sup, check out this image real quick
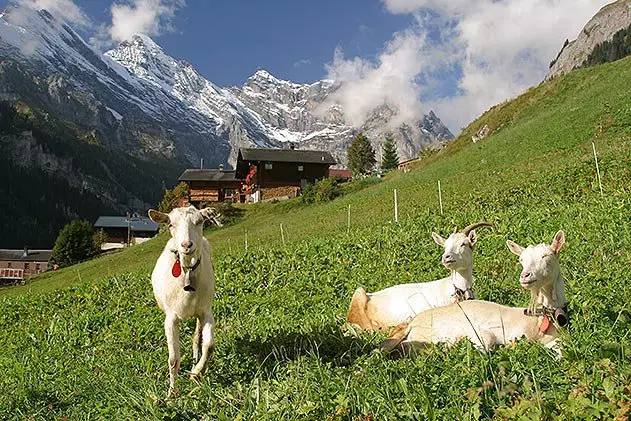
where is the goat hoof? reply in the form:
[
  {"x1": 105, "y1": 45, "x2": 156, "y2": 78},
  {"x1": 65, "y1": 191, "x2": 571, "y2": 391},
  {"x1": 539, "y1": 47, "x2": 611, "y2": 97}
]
[
  {"x1": 167, "y1": 387, "x2": 179, "y2": 398},
  {"x1": 189, "y1": 372, "x2": 202, "y2": 382}
]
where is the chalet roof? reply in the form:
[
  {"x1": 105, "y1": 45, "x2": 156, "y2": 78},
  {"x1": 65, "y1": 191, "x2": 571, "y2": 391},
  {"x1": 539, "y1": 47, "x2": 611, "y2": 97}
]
[
  {"x1": 0, "y1": 249, "x2": 52, "y2": 262},
  {"x1": 94, "y1": 216, "x2": 158, "y2": 232},
  {"x1": 239, "y1": 148, "x2": 336, "y2": 165},
  {"x1": 178, "y1": 169, "x2": 239, "y2": 182}
]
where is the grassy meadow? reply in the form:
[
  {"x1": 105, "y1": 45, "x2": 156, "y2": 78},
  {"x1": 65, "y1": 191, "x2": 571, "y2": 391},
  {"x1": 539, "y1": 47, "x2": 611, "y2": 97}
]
[{"x1": 1, "y1": 57, "x2": 631, "y2": 419}]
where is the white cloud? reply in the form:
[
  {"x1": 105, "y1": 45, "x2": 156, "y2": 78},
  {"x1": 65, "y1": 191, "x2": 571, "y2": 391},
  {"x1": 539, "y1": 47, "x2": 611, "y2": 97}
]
[
  {"x1": 327, "y1": 0, "x2": 610, "y2": 133},
  {"x1": 324, "y1": 18, "x2": 447, "y2": 128},
  {"x1": 107, "y1": 0, "x2": 185, "y2": 43},
  {"x1": 293, "y1": 58, "x2": 312, "y2": 68},
  {"x1": 13, "y1": 0, "x2": 89, "y2": 27}
]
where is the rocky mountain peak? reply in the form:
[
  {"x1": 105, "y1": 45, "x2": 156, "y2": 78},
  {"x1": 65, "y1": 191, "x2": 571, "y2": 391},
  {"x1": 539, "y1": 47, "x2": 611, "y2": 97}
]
[{"x1": 546, "y1": 0, "x2": 631, "y2": 80}]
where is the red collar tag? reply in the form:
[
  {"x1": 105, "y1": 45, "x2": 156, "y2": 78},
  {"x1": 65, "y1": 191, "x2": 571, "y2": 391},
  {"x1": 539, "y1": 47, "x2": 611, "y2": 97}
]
[
  {"x1": 539, "y1": 314, "x2": 551, "y2": 333},
  {"x1": 172, "y1": 259, "x2": 182, "y2": 277}
]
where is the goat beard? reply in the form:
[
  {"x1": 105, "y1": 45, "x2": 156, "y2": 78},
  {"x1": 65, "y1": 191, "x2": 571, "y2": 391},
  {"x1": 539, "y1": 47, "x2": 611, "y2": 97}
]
[
  {"x1": 180, "y1": 253, "x2": 198, "y2": 269},
  {"x1": 528, "y1": 290, "x2": 537, "y2": 314}
]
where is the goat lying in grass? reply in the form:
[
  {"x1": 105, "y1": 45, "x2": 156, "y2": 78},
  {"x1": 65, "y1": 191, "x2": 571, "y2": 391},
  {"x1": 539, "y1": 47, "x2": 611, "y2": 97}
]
[
  {"x1": 346, "y1": 222, "x2": 493, "y2": 331},
  {"x1": 380, "y1": 231, "x2": 569, "y2": 354},
  {"x1": 148, "y1": 206, "x2": 222, "y2": 397}
]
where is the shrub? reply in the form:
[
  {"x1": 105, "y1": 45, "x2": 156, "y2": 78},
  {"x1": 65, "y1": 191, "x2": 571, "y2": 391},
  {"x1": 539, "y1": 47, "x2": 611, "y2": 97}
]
[
  {"x1": 302, "y1": 177, "x2": 342, "y2": 204},
  {"x1": 208, "y1": 202, "x2": 244, "y2": 226}
]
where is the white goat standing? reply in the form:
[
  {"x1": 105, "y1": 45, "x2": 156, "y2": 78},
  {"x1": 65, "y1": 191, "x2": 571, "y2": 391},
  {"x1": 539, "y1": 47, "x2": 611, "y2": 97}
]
[
  {"x1": 346, "y1": 222, "x2": 493, "y2": 331},
  {"x1": 148, "y1": 205, "x2": 221, "y2": 396},
  {"x1": 380, "y1": 231, "x2": 569, "y2": 354}
]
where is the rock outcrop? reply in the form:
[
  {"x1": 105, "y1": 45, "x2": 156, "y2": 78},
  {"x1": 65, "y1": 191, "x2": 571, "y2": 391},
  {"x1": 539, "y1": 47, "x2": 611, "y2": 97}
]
[{"x1": 546, "y1": 0, "x2": 631, "y2": 80}]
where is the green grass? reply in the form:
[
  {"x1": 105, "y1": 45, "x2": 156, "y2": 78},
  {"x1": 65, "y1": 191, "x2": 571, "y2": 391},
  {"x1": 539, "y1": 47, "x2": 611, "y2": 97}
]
[{"x1": 1, "y1": 58, "x2": 631, "y2": 419}]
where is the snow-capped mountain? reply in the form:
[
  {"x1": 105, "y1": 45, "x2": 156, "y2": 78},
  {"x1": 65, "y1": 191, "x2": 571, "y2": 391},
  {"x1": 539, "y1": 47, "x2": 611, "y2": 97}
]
[{"x1": 0, "y1": 7, "x2": 452, "y2": 171}]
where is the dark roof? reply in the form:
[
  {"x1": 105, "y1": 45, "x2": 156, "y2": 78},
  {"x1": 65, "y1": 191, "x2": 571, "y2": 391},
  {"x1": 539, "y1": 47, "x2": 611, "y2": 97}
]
[
  {"x1": 178, "y1": 169, "x2": 239, "y2": 182},
  {"x1": 94, "y1": 216, "x2": 158, "y2": 232},
  {"x1": 239, "y1": 148, "x2": 336, "y2": 165},
  {"x1": 0, "y1": 249, "x2": 52, "y2": 262}
]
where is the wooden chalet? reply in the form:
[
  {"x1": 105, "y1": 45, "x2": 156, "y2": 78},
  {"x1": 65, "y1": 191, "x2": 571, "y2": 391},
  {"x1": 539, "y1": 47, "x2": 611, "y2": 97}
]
[
  {"x1": 179, "y1": 169, "x2": 243, "y2": 206},
  {"x1": 235, "y1": 147, "x2": 337, "y2": 202}
]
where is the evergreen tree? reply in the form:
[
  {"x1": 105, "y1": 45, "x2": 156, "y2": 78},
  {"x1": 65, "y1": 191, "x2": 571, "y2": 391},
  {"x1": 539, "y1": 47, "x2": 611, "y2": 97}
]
[
  {"x1": 380, "y1": 134, "x2": 399, "y2": 171},
  {"x1": 51, "y1": 220, "x2": 100, "y2": 267},
  {"x1": 347, "y1": 132, "x2": 376, "y2": 175}
]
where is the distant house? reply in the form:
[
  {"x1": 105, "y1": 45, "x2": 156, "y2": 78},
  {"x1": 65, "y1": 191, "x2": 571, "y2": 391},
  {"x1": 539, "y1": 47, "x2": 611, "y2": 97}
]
[
  {"x1": 235, "y1": 147, "x2": 336, "y2": 202},
  {"x1": 178, "y1": 168, "x2": 242, "y2": 207},
  {"x1": 328, "y1": 168, "x2": 352, "y2": 181},
  {"x1": 0, "y1": 246, "x2": 51, "y2": 285},
  {"x1": 94, "y1": 216, "x2": 159, "y2": 250},
  {"x1": 397, "y1": 157, "x2": 419, "y2": 171}
]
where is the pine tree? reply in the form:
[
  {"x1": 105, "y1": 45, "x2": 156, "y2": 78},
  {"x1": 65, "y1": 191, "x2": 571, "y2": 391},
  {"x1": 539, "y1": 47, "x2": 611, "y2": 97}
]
[
  {"x1": 380, "y1": 134, "x2": 399, "y2": 171},
  {"x1": 347, "y1": 132, "x2": 376, "y2": 176}
]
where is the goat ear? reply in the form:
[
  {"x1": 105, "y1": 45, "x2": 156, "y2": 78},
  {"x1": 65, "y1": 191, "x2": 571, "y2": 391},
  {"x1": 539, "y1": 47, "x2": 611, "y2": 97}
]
[
  {"x1": 468, "y1": 229, "x2": 478, "y2": 246},
  {"x1": 506, "y1": 240, "x2": 524, "y2": 256},
  {"x1": 148, "y1": 209, "x2": 169, "y2": 224},
  {"x1": 551, "y1": 230, "x2": 565, "y2": 254},
  {"x1": 431, "y1": 232, "x2": 445, "y2": 246}
]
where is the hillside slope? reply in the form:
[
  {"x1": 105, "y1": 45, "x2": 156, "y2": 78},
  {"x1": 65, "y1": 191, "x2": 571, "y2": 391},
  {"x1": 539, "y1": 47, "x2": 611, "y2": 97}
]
[{"x1": 1, "y1": 57, "x2": 630, "y2": 418}]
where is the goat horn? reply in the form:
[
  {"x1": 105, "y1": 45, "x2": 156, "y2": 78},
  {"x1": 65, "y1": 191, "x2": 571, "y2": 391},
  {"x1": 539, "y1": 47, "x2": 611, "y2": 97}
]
[{"x1": 461, "y1": 221, "x2": 493, "y2": 235}]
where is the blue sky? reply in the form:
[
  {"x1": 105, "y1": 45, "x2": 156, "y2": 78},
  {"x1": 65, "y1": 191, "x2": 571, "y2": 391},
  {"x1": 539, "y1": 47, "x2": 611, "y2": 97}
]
[
  {"x1": 5, "y1": 0, "x2": 610, "y2": 131},
  {"x1": 75, "y1": 0, "x2": 415, "y2": 87}
]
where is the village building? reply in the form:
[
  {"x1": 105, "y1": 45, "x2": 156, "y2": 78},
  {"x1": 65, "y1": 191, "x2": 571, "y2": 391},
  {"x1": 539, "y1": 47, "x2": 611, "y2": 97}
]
[
  {"x1": 94, "y1": 216, "x2": 159, "y2": 250},
  {"x1": 328, "y1": 168, "x2": 352, "y2": 182},
  {"x1": 178, "y1": 168, "x2": 243, "y2": 207},
  {"x1": 235, "y1": 147, "x2": 336, "y2": 202},
  {"x1": 397, "y1": 157, "x2": 420, "y2": 171},
  {"x1": 0, "y1": 246, "x2": 51, "y2": 285}
]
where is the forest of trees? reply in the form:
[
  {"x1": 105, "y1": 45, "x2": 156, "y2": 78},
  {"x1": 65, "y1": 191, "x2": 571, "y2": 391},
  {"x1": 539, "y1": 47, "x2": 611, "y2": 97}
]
[
  {"x1": 584, "y1": 23, "x2": 631, "y2": 67},
  {"x1": 0, "y1": 101, "x2": 181, "y2": 248}
]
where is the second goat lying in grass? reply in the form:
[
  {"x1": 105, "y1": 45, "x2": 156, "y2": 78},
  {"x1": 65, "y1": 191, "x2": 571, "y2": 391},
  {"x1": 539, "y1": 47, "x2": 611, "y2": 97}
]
[
  {"x1": 346, "y1": 222, "x2": 493, "y2": 331},
  {"x1": 380, "y1": 231, "x2": 569, "y2": 355}
]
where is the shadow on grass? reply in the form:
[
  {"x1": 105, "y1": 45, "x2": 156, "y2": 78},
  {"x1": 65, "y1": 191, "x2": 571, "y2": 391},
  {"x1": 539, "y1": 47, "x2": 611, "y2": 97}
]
[{"x1": 211, "y1": 324, "x2": 378, "y2": 385}]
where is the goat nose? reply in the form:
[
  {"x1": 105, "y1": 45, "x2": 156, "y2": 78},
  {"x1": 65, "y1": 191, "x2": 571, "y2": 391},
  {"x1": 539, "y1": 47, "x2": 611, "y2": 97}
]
[
  {"x1": 443, "y1": 254, "x2": 452, "y2": 260},
  {"x1": 181, "y1": 241, "x2": 193, "y2": 249},
  {"x1": 522, "y1": 272, "x2": 532, "y2": 279}
]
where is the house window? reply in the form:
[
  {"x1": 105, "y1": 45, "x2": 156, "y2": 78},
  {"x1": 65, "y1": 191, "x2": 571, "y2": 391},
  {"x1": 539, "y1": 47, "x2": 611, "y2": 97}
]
[
  {"x1": 7, "y1": 262, "x2": 11, "y2": 268},
  {"x1": 298, "y1": 165, "x2": 304, "y2": 172},
  {"x1": 36, "y1": 264, "x2": 41, "y2": 271},
  {"x1": 265, "y1": 163, "x2": 273, "y2": 170},
  {"x1": 24, "y1": 263, "x2": 30, "y2": 270}
]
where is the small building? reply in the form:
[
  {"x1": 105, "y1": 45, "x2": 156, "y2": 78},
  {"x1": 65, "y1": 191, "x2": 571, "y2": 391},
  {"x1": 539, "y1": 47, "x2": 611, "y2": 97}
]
[
  {"x1": 0, "y1": 246, "x2": 52, "y2": 285},
  {"x1": 397, "y1": 157, "x2": 419, "y2": 171},
  {"x1": 328, "y1": 168, "x2": 352, "y2": 182},
  {"x1": 178, "y1": 169, "x2": 242, "y2": 207},
  {"x1": 235, "y1": 147, "x2": 336, "y2": 202},
  {"x1": 94, "y1": 216, "x2": 159, "y2": 250}
]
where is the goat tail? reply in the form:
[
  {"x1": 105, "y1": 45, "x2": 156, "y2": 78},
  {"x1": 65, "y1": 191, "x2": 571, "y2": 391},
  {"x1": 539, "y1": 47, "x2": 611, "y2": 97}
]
[
  {"x1": 379, "y1": 322, "x2": 411, "y2": 352},
  {"x1": 346, "y1": 287, "x2": 374, "y2": 330}
]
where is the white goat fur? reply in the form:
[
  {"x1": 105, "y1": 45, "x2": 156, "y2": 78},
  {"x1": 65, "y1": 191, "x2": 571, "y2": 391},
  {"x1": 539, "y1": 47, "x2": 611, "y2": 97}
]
[
  {"x1": 346, "y1": 223, "x2": 492, "y2": 331},
  {"x1": 149, "y1": 206, "x2": 219, "y2": 396},
  {"x1": 381, "y1": 231, "x2": 567, "y2": 354}
]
